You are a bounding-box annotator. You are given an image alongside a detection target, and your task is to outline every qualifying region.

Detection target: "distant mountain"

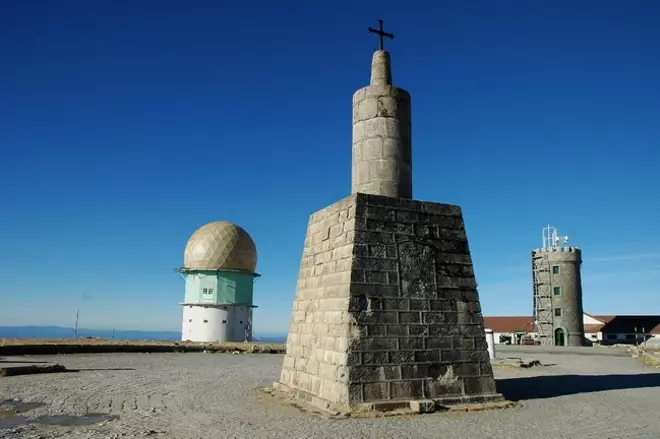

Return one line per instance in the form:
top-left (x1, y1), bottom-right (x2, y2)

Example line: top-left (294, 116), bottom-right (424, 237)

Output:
top-left (0, 325), bottom-right (181, 341)
top-left (0, 326), bottom-right (287, 343)
top-left (254, 334), bottom-right (287, 343)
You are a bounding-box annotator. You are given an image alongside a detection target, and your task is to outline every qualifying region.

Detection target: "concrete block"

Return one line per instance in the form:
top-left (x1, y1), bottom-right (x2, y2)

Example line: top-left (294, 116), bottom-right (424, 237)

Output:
top-left (390, 380), bottom-right (424, 399)
top-left (364, 117), bottom-right (388, 138)
top-left (356, 97), bottom-right (379, 121)
top-left (363, 382), bottom-right (389, 400)
top-left (365, 84), bottom-right (392, 98)
top-left (362, 138), bottom-right (383, 160)
top-left (410, 399), bottom-right (436, 413)
top-left (377, 96), bottom-right (398, 118)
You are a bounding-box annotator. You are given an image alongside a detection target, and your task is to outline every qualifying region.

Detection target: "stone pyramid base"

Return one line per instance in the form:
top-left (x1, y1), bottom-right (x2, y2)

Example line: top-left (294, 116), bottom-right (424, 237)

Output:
top-left (274, 193), bottom-right (503, 415)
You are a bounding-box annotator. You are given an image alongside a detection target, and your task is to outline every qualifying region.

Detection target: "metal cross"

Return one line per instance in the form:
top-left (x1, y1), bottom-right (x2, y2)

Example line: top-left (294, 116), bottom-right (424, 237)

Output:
top-left (368, 19), bottom-right (394, 50)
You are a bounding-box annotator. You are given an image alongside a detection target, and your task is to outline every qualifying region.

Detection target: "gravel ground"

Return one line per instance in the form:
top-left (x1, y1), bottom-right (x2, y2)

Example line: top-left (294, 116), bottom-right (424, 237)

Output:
top-left (1, 347), bottom-right (660, 439)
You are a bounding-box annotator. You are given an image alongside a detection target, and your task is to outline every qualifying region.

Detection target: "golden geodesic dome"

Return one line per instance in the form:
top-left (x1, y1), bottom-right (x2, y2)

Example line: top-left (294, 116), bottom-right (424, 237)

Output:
top-left (183, 221), bottom-right (257, 272)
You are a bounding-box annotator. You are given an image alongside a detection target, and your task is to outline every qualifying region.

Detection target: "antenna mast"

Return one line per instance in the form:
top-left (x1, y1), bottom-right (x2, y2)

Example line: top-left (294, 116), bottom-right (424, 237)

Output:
top-left (542, 224), bottom-right (569, 249)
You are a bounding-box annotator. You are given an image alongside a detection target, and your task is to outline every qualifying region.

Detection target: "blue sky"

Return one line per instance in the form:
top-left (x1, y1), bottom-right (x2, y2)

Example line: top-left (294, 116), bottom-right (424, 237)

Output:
top-left (1, 0), bottom-right (658, 336)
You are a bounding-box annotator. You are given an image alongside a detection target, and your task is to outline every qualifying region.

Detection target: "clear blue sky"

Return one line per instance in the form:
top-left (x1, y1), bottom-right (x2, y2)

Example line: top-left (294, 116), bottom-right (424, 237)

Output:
top-left (1, 0), bottom-right (658, 336)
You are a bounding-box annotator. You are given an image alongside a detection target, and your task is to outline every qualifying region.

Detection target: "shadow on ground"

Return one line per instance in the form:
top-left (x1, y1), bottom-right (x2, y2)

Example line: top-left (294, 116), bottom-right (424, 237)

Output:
top-left (0, 360), bottom-right (52, 364)
top-left (497, 373), bottom-right (660, 401)
top-left (71, 368), bottom-right (136, 372)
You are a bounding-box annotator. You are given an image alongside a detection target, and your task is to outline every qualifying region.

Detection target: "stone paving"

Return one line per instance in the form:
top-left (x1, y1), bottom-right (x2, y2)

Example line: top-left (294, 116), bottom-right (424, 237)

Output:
top-left (1, 347), bottom-right (659, 438)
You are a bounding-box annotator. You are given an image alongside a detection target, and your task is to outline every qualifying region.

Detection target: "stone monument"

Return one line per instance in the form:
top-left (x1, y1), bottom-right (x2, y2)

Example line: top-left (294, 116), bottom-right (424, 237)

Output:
top-left (273, 20), bottom-right (503, 415)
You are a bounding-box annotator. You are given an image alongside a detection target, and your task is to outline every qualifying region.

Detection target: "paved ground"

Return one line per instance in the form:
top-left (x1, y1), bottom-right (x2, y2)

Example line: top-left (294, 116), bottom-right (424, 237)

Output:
top-left (1, 346), bottom-right (659, 439)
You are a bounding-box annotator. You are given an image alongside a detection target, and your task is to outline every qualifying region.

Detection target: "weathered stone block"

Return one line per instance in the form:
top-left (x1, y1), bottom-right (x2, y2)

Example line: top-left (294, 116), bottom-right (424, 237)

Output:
top-left (410, 399), bottom-right (436, 413)
top-left (363, 382), bottom-right (389, 400)
top-left (390, 380), bottom-right (424, 399)
top-left (275, 193), bottom-right (502, 414)
top-left (362, 138), bottom-right (383, 160)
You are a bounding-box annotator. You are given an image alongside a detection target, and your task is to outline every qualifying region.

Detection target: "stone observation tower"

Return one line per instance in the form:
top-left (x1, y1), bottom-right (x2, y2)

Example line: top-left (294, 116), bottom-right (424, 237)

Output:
top-left (274, 20), bottom-right (502, 414)
top-left (176, 221), bottom-right (259, 343)
top-left (532, 225), bottom-right (585, 347)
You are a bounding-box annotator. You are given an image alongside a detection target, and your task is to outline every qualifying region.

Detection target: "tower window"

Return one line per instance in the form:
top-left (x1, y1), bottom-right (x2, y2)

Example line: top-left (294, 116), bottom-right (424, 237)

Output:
top-left (203, 319), bottom-right (208, 323)
top-left (553, 286), bottom-right (561, 296)
top-left (222, 320), bottom-right (227, 324)
top-left (554, 308), bottom-right (562, 317)
top-left (202, 288), bottom-right (213, 295)
top-left (188, 319), bottom-right (192, 322)
top-left (552, 266), bottom-right (560, 275)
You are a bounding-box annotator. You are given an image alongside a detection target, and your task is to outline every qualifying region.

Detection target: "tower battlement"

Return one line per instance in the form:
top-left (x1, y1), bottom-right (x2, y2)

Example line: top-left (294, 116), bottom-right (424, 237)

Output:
top-left (533, 246), bottom-right (582, 254)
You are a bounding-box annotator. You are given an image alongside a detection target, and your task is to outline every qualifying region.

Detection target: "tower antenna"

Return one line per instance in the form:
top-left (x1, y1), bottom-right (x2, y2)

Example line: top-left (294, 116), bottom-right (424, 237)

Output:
top-left (542, 225), bottom-right (569, 249)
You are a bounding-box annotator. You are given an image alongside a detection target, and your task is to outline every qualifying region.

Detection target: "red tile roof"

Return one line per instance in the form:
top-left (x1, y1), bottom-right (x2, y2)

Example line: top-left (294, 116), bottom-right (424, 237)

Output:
top-left (482, 316), bottom-right (534, 333)
top-left (482, 314), bottom-right (660, 335)
top-left (584, 323), bottom-right (606, 333)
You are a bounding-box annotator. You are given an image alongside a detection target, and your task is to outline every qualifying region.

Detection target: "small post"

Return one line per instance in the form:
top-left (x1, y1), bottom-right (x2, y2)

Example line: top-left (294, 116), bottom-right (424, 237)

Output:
top-left (73, 308), bottom-right (80, 338)
top-left (642, 327), bottom-right (646, 349)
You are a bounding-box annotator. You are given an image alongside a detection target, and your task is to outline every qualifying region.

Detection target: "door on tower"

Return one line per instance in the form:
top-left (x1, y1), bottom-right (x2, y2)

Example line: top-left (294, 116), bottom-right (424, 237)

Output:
top-left (554, 327), bottom-right (566, 346)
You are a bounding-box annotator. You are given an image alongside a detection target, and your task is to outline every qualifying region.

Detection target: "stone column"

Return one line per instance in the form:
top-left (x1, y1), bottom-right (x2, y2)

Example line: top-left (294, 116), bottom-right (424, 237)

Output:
top-left (352, 50), bottom-right (412, 199)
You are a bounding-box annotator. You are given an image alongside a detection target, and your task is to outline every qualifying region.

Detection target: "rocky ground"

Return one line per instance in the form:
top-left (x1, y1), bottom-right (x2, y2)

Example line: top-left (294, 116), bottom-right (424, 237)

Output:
top-left (1, 345), bottom-right (659, 439)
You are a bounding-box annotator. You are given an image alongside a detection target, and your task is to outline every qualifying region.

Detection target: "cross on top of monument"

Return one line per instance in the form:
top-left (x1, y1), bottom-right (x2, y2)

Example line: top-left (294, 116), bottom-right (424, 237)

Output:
top-left (368, 19), bottom-right (394, 51)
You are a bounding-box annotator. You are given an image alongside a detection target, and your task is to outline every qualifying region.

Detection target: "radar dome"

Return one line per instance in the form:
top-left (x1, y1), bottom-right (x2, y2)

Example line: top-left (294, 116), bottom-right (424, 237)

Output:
top-left (183, 221), bottom-right (257, 272)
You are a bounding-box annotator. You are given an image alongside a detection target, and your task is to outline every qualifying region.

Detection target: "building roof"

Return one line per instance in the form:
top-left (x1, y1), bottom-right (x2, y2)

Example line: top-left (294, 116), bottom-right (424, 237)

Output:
top-left (584, 323), bottom-right (606, 333)
top-left (585, 313), bottom-right (616, 324)
top-left (482, 316), bottom-right (534, 333)
top-left (483, 314), bottom-right (660, 335)
top-left (598, 316), bottom-right (660, 335)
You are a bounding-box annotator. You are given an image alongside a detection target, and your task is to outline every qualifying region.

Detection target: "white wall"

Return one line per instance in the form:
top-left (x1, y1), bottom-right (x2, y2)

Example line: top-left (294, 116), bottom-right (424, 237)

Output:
top-left (181, 305), bottom-right (254, 342)
top-left (584, 331), bottom-right (601, 343)
top-left (181, 306), bottom-right (230, 342)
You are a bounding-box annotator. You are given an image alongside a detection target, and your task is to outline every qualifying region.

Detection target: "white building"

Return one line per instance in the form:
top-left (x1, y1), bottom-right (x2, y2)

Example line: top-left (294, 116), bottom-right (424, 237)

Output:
top-left (176, 221), bottom-right (259, 343)
top-left (484, 313), bottom-right (660, 346)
